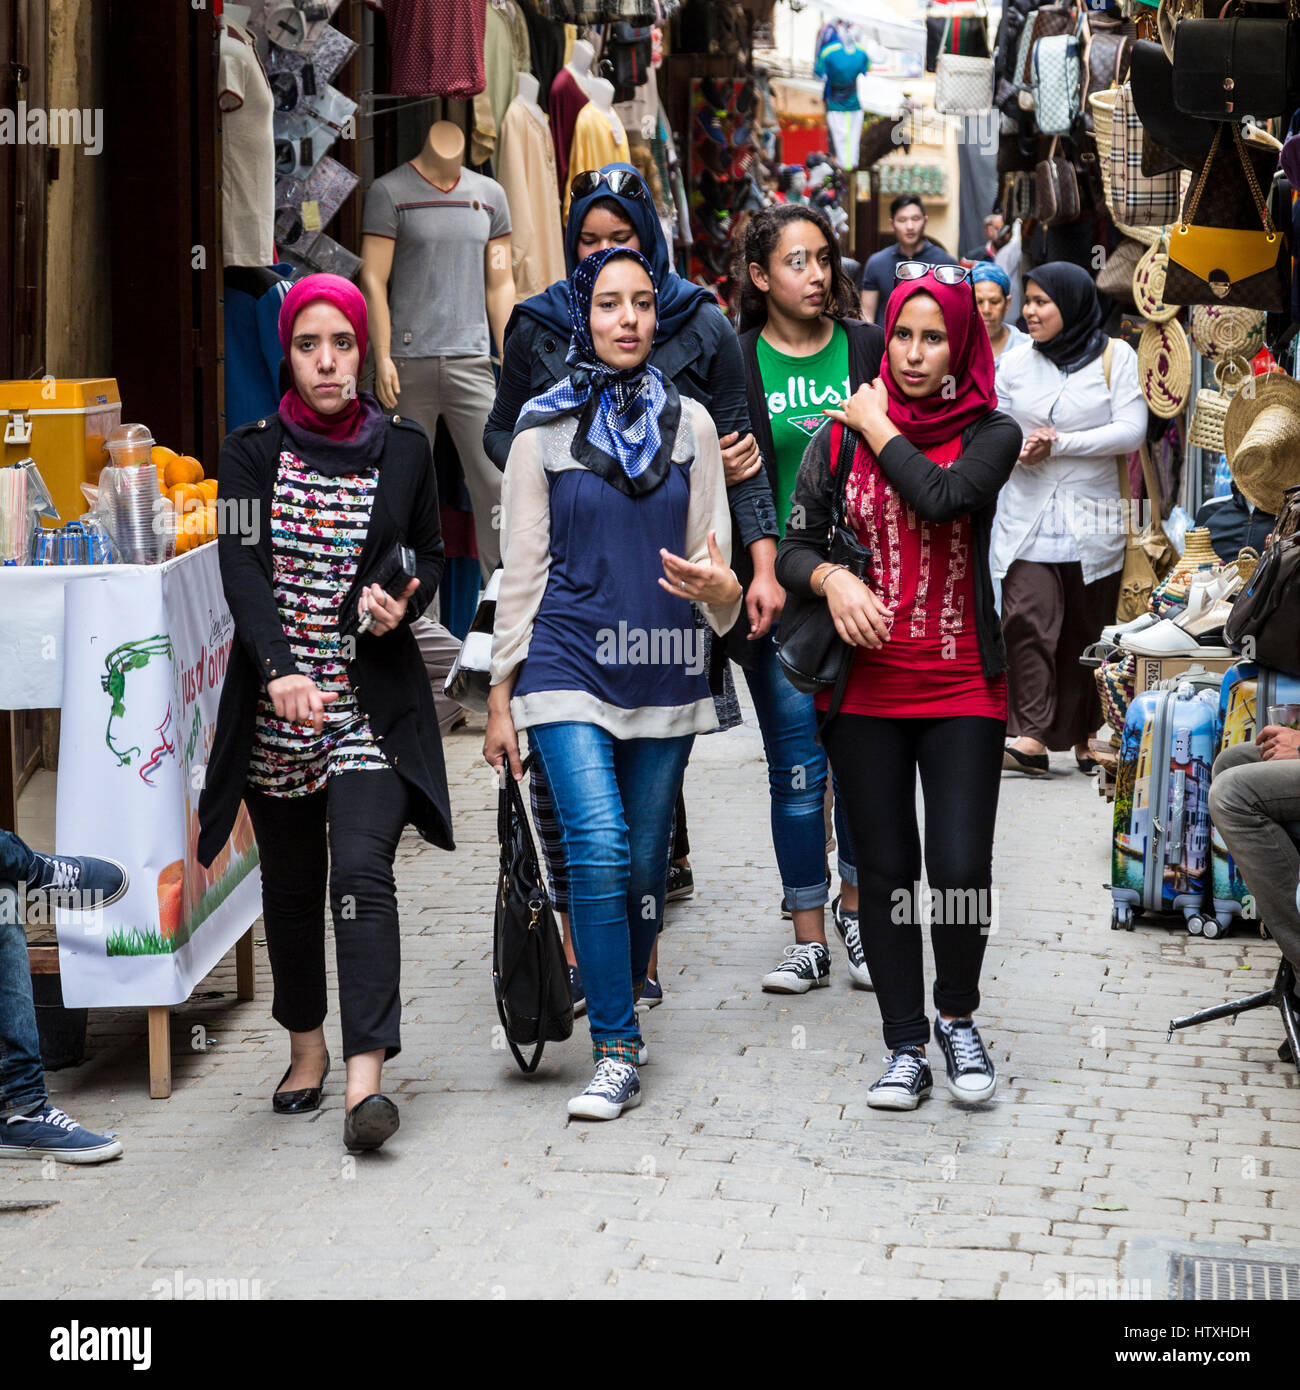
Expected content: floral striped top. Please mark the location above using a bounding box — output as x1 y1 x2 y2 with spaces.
247 452 389 796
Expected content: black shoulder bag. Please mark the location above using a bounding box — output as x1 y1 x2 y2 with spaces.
774 421 872 723
493 755 574 1074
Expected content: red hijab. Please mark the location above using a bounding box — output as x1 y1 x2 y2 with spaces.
879 275 997 449
277 273 370 442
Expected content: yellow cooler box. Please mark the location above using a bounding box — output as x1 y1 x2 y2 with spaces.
0 378 121 526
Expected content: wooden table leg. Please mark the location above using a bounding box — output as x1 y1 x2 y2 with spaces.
148 1006 172 1099
235 927 255 1001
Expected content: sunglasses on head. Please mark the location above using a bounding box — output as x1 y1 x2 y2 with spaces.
894 261 972 286
569 170 649 202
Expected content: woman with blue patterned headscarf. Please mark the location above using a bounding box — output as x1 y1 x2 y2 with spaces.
484 245 743 1122
971 262 1029 363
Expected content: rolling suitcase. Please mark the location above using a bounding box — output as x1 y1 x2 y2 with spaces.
1110 685 1228 935
1209 661 1300 934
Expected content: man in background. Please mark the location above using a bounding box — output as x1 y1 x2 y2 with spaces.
858 194 959 322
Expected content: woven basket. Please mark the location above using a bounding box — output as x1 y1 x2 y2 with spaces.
1096 652 1137 734
1187 304 1267 362
1133 242 1180 323
1235 546 1261 588
1090 91 1163 248
1176 526 1221 576
1138 318 1191 419
1187 355 1251 454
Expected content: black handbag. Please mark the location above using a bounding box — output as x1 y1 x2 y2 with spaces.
1172 16 1297 120
774 422 870 720
493 756 574 1074
609 22 653 101
1130 39 1217 171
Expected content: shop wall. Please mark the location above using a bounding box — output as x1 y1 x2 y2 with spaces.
44 0 111 378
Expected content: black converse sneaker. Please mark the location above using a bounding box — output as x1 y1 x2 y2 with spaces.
760 941 831 993
933 1015 997 1103
867 1046 933 1110
832 895 871 989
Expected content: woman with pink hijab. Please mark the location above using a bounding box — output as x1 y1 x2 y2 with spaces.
199 274 454 1154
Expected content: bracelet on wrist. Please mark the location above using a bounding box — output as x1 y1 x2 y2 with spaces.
818 563 849 597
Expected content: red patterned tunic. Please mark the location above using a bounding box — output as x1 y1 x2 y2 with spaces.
816 431 1008 721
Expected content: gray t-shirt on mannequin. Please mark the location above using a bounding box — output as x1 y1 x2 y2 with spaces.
363 163 511 358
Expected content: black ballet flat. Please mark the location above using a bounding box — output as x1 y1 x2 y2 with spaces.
271 1053 330 1114
343 1094 400 1153
1001 744 1049 775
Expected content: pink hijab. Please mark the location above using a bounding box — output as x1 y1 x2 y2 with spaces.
880 275 997 448
277 273 370 442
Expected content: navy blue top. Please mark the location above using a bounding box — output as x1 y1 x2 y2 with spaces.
859 238 959 304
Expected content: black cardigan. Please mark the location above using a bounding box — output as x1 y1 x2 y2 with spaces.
775 410 1024 680
726 318 886 665
197 412 454 866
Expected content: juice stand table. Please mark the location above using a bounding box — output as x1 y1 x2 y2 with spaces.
0 544 261 1096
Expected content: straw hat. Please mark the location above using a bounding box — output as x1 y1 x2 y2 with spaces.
1137 319 1191 419
1222 372 1300 515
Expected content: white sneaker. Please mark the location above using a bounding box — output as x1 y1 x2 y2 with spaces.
566 1060 642 1121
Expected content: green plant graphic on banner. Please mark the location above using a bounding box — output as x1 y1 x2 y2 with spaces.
100 636 173 771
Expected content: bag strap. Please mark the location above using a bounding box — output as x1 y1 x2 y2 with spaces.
1183 124 1276 237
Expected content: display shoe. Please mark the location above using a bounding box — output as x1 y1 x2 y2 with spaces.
1099 611 1161 644
1119 618 1232 658
272 1052 331 1114
1174 597 1235 640
343 1094 400 1153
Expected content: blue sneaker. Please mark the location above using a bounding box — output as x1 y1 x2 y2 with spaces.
568 962 587 1018
636 976 663 1011
25 852 128 911
0 1105 123 1163
566 1060 641 1120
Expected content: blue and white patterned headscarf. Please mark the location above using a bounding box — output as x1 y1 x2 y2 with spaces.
515 245 680 497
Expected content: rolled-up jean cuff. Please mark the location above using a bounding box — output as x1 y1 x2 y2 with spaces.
837 855 858 887
785 880 831 911
0 1092 46 1121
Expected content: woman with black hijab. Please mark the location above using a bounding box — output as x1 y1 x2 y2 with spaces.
990 262 1148 775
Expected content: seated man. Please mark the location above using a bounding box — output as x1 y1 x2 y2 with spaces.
1209 723 1300 970
0 830 128 1163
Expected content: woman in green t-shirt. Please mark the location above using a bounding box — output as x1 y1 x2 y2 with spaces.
728 205 885 994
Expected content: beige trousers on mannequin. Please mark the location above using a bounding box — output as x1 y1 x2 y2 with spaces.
391 354 502 576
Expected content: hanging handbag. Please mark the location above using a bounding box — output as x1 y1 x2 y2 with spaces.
926 9 990 71
935 43 996 114
1001 168 1037 221
774 422 870 716
1129 38 1217 172
1035 136 1082 223
1018 4 1075 85
1224 531 1300 677
1033 33 1083 135
1080 10 1136 119
1095 234 1144 302
1110 82 1182 225
609 22 654 101
1171 13 1298 120
1116 443 1179 621
1163 123 1289 310
443 568 500 713
493 756 575 1075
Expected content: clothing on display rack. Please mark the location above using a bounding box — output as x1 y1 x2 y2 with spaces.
383 0 486 98
549 66 591 196
219 17 276 268
223 264 293 430
564 99 631 220
518 0 564 114
484 1 529 136
497 98 567 299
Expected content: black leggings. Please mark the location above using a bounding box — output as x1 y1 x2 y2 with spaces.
825 714 1005 1050
245 769 409 1060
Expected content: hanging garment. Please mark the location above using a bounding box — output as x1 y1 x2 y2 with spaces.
384 0 485 98
219 20 276 268
549 67 591 198
484 1 519 136
497 99 567 299
826 109 865 169
518 0 563 114
224 264 293 429
564 104 632 220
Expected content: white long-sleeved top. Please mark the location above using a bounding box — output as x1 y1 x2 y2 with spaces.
991 338 1148 585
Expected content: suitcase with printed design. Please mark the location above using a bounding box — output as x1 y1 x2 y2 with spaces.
1208 661 1300 934
1110 685 1228 935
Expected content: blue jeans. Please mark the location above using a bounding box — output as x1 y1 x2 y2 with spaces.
740 637 832 910
834 775 858 887
0 830 37 885
528 722 693 1058
0 883 45 1119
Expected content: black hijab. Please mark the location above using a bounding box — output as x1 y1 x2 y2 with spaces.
1026 262 1109 374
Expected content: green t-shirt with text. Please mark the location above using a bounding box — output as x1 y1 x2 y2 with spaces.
755 323 851 535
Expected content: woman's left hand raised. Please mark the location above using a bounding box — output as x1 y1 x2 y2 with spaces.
824 379 891 439
660 530 742 607
359 577 419 635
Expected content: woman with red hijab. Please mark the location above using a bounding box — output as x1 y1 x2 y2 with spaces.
199 273 453 1154
776 265 1021 1111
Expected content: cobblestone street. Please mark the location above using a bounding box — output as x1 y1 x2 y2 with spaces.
5 696 1297 1300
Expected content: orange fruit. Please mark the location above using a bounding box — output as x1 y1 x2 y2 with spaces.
163 455 203 489
179 454 204 484
152 445 179 471
197 478 218 501
168 482 203 515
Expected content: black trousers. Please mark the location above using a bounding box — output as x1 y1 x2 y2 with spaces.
825 714 1005 1050
245 769 409 1060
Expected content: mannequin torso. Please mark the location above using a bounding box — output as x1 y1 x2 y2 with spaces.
516 71 544 121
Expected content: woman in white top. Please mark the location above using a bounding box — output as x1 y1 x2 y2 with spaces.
991 263 1147 774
